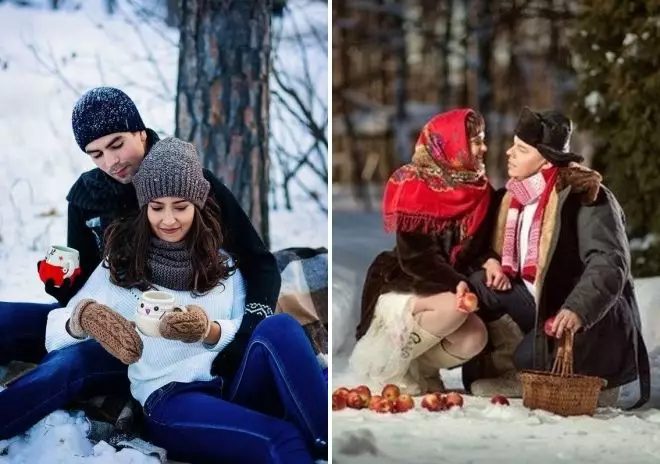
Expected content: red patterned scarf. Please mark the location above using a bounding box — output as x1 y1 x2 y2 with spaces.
501 167 558 282
383 109 491 264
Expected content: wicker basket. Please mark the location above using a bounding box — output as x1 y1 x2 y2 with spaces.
519 331 606 417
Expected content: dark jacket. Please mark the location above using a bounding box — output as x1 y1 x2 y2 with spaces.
491 164 650 406
356 186 498 340
50 129 281 378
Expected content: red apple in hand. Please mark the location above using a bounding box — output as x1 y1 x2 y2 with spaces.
394 393 414 413
332 394 347 411
445 392 464 408
463 292 479 312
490 395 510 406
544 316 557 338
381 384 401 402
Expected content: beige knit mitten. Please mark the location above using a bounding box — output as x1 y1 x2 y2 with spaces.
159 305 210 343
68 299 143 365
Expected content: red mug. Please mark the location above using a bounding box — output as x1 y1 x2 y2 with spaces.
38 245 81 287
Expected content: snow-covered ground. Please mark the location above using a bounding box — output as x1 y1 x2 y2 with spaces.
332 208 660 464
0 1 327 462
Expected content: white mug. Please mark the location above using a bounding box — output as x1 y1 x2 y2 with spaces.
135 290 186 337
45 245 80 279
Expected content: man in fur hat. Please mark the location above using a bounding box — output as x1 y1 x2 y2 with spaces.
463 107 650 409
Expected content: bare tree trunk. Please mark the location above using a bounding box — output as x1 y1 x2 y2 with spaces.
460 0 470 107
106 0 116 15
392 2 409 165
51 0 59 9
547 0 561 108
440 0 454 109
165 0 180 27
474 0 494 133
336 0 372 210
176 0 272 246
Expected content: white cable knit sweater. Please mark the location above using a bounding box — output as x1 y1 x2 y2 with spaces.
45 256 245 406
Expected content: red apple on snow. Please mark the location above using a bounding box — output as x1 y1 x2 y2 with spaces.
381 384 401 402
394 393 414 413
490 394 510 406
376 398 395 414
354 385 372 397
332 394 347 411
445 391 464 408
333 387 351 401
354 390 371 408
368 395 383 411
346 391 365 409
421 393 444 411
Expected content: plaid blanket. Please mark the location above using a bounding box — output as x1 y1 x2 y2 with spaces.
273 247 328 355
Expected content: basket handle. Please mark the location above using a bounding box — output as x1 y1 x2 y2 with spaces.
550 331 574 377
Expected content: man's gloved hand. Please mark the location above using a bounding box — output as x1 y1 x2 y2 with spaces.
38 260 82 307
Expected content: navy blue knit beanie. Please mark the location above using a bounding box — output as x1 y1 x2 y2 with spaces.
71 87 146 151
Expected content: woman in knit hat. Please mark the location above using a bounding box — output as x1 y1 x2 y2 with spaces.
40 138 327 463
349 109 508 395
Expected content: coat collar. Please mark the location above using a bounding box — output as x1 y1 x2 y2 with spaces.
556 163 602 205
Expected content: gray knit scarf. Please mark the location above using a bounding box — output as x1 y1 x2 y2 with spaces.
148 237 194 290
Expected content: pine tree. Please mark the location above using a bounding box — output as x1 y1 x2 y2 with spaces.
570 0 660 276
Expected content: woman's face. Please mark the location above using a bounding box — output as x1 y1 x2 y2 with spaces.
506 136 550 179
470 130 487 176
147 196 195 242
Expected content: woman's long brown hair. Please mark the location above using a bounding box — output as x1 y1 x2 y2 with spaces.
103 196 237 295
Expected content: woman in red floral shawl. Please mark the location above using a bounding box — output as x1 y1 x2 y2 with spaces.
349 109 509 394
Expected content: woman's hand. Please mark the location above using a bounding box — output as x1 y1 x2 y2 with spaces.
68 299 143 364
483 258 511 291
159 305 214 343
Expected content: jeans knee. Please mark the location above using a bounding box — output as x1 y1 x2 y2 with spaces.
255 314 302 339
266 422 311 461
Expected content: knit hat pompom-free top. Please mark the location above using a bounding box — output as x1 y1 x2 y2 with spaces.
132 137 210 208
72 87 146 151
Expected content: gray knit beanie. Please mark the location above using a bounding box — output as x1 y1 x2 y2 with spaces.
133 137 210 208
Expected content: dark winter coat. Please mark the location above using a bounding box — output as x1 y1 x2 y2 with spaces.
491 164 650 406
356 186 498 340
50 129 281 379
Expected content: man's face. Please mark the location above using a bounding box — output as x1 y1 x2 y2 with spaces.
506 136 550 180
85 131 147 184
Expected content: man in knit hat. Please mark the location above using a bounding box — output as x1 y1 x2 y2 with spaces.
0 88 280 396
463 107 650 409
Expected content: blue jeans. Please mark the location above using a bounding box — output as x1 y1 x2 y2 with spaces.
0 301 59 365
143 314 328 464
0 301 129 440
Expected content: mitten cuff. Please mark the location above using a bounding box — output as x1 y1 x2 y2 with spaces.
68 298 96 338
